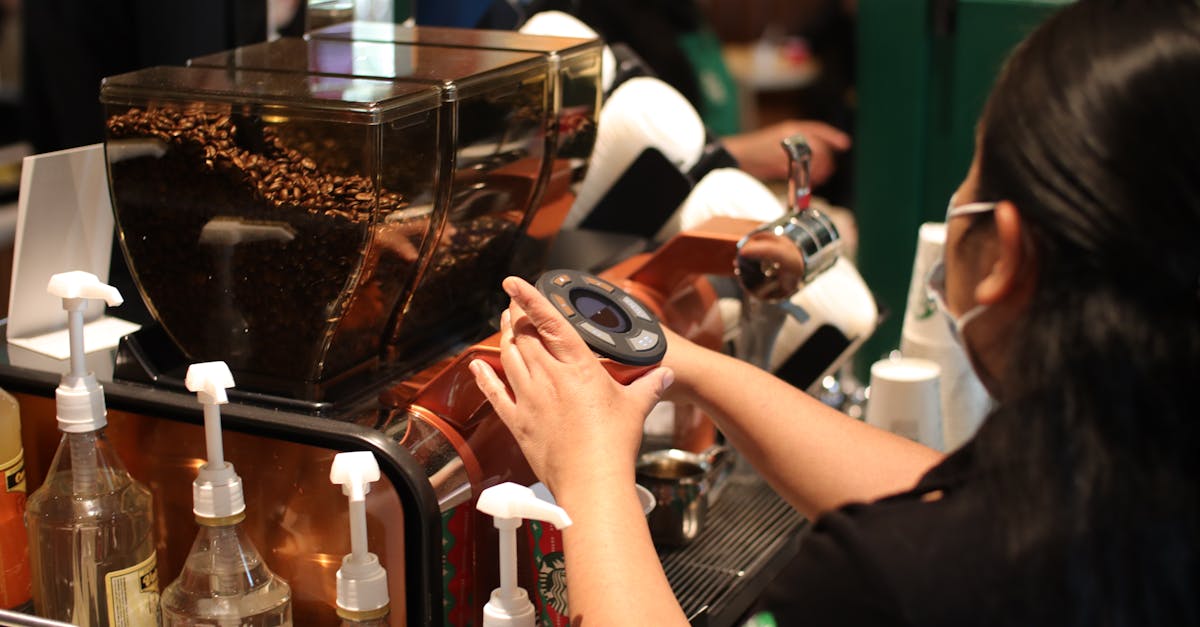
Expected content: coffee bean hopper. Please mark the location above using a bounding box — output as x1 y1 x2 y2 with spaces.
5 25 839 627
105 24 605 405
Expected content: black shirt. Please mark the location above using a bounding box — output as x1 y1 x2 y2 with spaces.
781 443 1061 626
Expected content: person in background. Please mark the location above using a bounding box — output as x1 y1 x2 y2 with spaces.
471 1 1199 625
508 0 853 189
722 118 849 185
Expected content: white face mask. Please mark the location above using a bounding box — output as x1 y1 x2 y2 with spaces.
925 197 996 345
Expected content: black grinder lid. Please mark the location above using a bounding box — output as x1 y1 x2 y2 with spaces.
536 269 666 366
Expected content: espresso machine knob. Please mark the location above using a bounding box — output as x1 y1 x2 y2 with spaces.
536 269 667 366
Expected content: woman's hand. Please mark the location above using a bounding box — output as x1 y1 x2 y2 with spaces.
470 276 675 495
724 119 851 184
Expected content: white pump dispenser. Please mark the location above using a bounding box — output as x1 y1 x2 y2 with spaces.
160 361 293 626
330 451 390 624
183 361 243 519
46 271 123 434
476 482 573 627
25 271 159 626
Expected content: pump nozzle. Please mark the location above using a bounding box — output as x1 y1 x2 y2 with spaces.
46 271 123 433
185 361 236 406
47 270 124 307
477 483 573 627
185 361 244 519
330 451 389 619
477 483 573 529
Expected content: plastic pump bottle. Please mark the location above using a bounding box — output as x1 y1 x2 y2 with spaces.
160 361 292 626
329 452 389 626
476 483 573 627
24 271 159 626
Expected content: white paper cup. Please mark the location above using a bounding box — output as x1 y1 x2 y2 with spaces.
896 221 993 451
900 334 993 451
866 357 942 448
900 222 951 346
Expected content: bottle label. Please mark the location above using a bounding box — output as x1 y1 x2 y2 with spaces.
0 450 24 494
0 447 31 609
104 551 160 626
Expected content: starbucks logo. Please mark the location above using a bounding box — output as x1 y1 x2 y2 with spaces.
538 550 568 621
914 286 937 321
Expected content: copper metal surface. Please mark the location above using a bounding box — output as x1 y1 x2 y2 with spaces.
14 215 761 626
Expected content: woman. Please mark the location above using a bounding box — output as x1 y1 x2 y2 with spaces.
470 1 1200 624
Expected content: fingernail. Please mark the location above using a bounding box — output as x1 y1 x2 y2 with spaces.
468 359 481 375
500 309 510 327
502 276 519 297
661 368 675 392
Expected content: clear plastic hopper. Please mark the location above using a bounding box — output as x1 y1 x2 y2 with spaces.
188 34 603 348
100 41 598 403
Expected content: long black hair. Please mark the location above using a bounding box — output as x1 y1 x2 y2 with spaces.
965 1 1200 624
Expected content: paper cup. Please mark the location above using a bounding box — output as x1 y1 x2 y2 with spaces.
900 334 993 451
900 222 951 346
897 221 994 451
866 357 942 448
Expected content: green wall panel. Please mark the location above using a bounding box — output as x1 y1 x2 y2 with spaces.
853 0 1068 377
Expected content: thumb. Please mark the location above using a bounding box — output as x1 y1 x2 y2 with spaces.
626 367 675 414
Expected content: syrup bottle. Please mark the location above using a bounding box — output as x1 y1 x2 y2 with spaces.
25 271 159 626
160 361 292 626
0 385 32 612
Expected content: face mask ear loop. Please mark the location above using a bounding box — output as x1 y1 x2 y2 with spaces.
947 201 998 220
932 198 998 345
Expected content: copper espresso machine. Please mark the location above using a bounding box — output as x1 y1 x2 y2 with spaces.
8 25 839 627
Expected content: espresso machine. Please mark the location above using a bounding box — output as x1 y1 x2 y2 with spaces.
6 24 858 627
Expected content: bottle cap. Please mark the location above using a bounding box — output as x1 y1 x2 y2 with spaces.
336 552 389 616
193 463 245 519
46 271 122 433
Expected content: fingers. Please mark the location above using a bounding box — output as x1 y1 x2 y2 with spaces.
470 358 516 419
498 309 532 390
502 276 593 363
795 120 852 151
626 367 676 415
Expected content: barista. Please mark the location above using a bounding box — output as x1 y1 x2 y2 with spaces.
470 1 1200 625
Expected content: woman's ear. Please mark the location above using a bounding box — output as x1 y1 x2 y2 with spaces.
975 201 1035 306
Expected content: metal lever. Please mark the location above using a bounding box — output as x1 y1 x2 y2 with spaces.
782 133 812 212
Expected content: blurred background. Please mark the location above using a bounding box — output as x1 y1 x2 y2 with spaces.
0 0 1062 383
